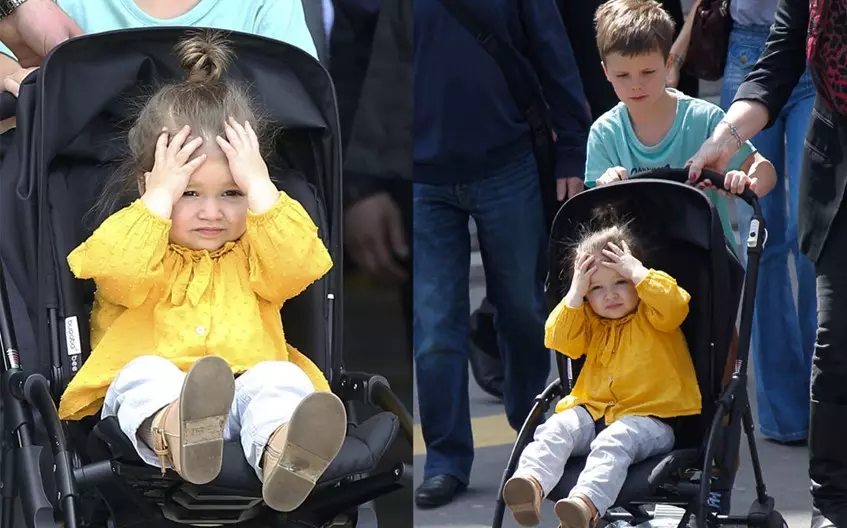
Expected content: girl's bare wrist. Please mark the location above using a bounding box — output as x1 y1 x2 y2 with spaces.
140 188 173 219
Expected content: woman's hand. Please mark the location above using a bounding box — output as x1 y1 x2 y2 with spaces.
0 0 83 67
216 117 277 213
597 166 629 186
141 125 206 218
601 241 648 284
564 252 597 307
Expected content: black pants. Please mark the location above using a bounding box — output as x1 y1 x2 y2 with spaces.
805 101 847 521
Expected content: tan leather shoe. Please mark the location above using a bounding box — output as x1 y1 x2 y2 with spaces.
503 475 544 526
150 356 234 484
261 392 347 512
554 496 598 528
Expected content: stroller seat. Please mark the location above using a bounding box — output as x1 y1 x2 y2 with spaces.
91 411 399 492
550 449 699 506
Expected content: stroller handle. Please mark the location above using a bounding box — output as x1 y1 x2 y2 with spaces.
0 91 15 121
630 167 761 217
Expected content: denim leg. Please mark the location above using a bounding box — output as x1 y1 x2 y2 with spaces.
470 154 550 431
721 25 813 441
413 183 474 484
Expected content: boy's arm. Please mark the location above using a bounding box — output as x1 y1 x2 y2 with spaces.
521 0 591 181
738 152 777 197
584 126 619 186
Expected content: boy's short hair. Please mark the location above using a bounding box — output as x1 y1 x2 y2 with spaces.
594 0 675 60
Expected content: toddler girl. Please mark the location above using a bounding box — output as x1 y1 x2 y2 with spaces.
57 30 343 513
502 213 701 528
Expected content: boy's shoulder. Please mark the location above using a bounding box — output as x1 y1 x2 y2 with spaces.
589 102 629 138
673 89 724 121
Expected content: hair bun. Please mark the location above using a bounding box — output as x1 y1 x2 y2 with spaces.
591 203 625 229
175 29 234 84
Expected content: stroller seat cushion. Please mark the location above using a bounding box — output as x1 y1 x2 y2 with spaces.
91 411 400 494
546 447 699 505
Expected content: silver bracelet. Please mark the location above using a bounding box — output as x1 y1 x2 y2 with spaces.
719 119 744 149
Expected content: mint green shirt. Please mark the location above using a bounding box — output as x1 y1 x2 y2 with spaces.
0 0 317 59
584 89 757 253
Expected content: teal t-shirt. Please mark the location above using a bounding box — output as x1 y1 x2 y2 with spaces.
0 0 317 59
584 89 757 252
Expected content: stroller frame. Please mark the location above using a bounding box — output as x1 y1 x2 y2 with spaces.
0 28 412 528
491 170 787 528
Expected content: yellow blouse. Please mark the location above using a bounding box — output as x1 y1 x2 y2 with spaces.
546 269 701 423
58 192 332 420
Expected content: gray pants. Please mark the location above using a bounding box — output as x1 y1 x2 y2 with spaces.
513 406 675 515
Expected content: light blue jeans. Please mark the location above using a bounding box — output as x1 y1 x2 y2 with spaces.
721 24 817 442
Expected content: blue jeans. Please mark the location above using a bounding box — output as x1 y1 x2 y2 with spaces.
721 24 817 441
413 153 550 484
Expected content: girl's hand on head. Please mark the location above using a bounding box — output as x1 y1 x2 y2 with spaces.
565 252 597 307
724 170 758 196
601 241 648 284
216 118 277 213
141 125 206 218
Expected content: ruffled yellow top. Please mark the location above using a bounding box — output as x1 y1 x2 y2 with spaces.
58 192 332 420
546 269 701 423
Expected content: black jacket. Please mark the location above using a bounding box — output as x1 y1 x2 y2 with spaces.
734 0 847 263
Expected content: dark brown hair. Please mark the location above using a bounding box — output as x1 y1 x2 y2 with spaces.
92 30 271 222
594 0 675 60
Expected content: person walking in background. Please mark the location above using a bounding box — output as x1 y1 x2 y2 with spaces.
413 0 590 509
670 0 817 446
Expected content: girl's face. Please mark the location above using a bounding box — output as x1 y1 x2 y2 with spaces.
586 256 639 319
169 154 248 251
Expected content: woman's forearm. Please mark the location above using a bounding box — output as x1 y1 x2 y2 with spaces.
668 0 703 67
711 100 771 156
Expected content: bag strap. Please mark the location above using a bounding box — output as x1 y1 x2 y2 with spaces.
436 0 544 125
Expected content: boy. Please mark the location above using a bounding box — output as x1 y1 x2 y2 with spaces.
587 0 776 247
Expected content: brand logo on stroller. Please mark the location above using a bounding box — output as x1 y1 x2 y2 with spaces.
64 316 82 372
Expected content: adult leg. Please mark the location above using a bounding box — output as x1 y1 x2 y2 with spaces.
471 153 550 431
807 113 847 525
722 25 809 442
810 210 847 524
413 182 475 495
785 90 818 379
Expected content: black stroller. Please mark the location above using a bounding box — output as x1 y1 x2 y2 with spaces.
0 28 411 528
492 169 787 527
